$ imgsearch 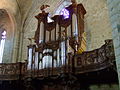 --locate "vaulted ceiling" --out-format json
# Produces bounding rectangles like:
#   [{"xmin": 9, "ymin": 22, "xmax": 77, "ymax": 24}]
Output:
[
  {"xmin": 0, "ymin": 9, "xmax": 10, "ymax": 29},
  {"xmin": 16, "ymin": 0, "xmax": 66, "ymax": 19},
  {"xmin": 0, "ymin": 0, "xmax": 73, "ymax": 21}
]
